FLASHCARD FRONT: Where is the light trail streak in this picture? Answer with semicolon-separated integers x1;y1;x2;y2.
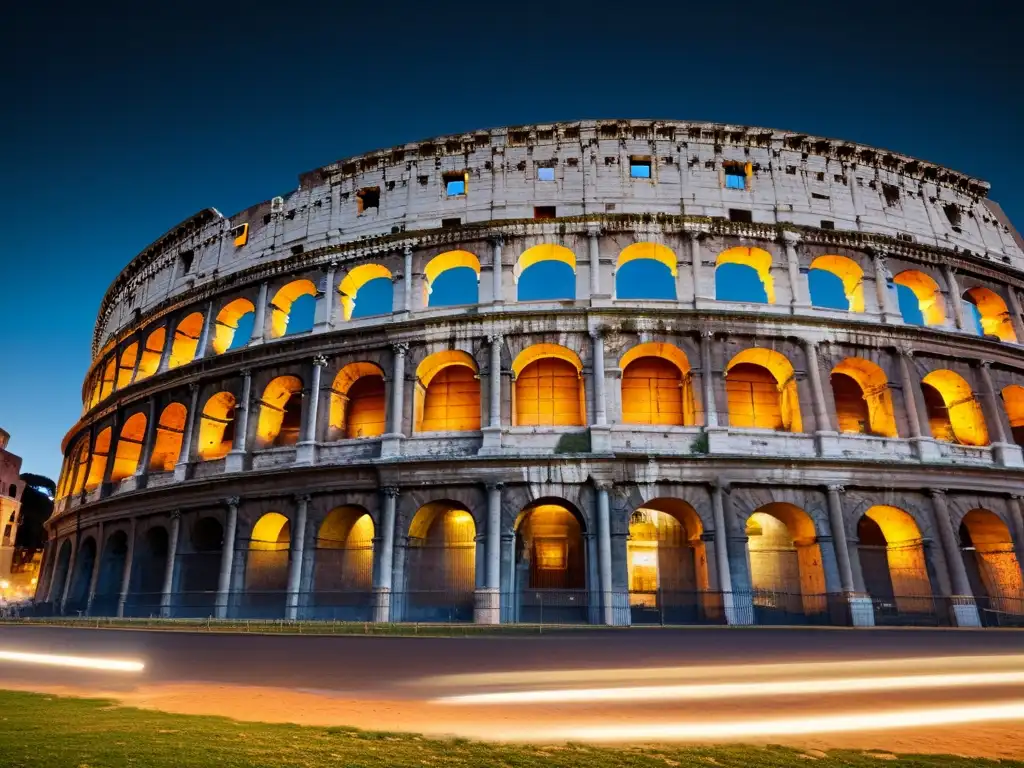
0;650;145;672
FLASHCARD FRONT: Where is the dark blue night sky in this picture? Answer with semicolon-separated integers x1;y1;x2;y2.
1;0;1020;479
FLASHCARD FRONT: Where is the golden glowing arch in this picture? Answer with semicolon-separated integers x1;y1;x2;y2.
416;350;478;386
415;350;481;433
864;505;924;545
716;246;776;303
514;244;576;282
830;357;898;437
97;357;116;402
1002;385;1024;436
725;348;803;432
212;298;255;354
810;255;865;312
110;412;147;483
893;270;945;326
408;502;475;540
68;439;90;496
423;250;480;298
619;342;690;375
921;369;988;446
256;376;303;447
135;327;166;383
250;512;290;550
329;363;386;440
338;264;392;320
150;402;187;472
168;312;204;369
116;343;138;390
84;427;112;492
511;343;582;378
269;280;317;338
963;287;1016;342
512;345;585;427
617;243;678;276
198;391;237;460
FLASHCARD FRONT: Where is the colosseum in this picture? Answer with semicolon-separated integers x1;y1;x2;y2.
37;119;1024;628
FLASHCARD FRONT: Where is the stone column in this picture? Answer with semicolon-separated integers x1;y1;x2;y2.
587;222;601;297
250;282;269;345
135;397;158;479
594;481;616;625
1006;288;1024;344
173;383;201;481
85;522;104;614
930;488;981;627
783;230;810;311
804;339;839;456
156;318;175;374
826;484;874;625
403;246;413;312
700;330;719;429
491;237;504;305
475;481;502;624
159;511;181;618
285;494;309;620
116;518;137;618
59;538;77;614
590;330;610;452
195;300;215;358
374;486;398;622
313;262;337;332
871;251;902;324
977;361;1023;467
381;343;407;457
690;232;708;305
225;369;252;473
296;356;326;465
1007;495;1024;582
215;497;240;620
944;264;967;331
480;334;503;455
897;347;939;461
710;483;737;623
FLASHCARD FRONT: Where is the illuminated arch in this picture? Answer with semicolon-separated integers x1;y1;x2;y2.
269;280;317;338
960;509;1023;603
68;438;90;497
725;348;802;432
135;327;166;383
198;391;237;460
329;363;386;440
858;505;933;613
87;374;101;409
168;312;204;369
423;250;480;307
920;370;988;445
406;502;477;620
98;357;116;401
715;247;775;304
514;244;577;301
1002;385;1024;446
893;270;945;326
338;264;392;321
627;499;709;615
745;502;825;615
256;376;304;448
617;243;678;276
963;287;1016;342
110;412;147;482
830;358;898;437
616;243;677;300
84;427;112;492
515;501;587;595
512;344;585;427
246;512;290;596
415;350;480;432
150;403;187;471
314;506;375;596
116;343;139;389
619;343;694;426
212;298;255;354
809;255;864;312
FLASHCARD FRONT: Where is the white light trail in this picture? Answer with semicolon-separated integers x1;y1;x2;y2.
0;650;144;673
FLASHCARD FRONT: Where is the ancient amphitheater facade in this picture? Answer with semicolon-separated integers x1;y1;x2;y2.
38;120;1024;627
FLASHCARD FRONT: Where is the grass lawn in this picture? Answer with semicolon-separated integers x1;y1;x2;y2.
0;689;1021;767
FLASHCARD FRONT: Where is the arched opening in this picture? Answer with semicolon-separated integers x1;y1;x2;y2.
328;363;386;440
110;412;147;482
619;343;695;426
134;327;166;383
1002;385;1024;446
515;500;588;623
423;250;480;307
962;287;1017;342
66;537;97;613
150;403;187;472
404;502;476;621
211;298;256;354
168;312;205;369
857;506;933;622
515;244;576;301
197;392;236;460
725;348;802;432
87;374;101;409
627;498;710;623
116;342;139;389
91;530;128;616
339;264;393;320
715;247;775;304
809;255;864;312
312;506;374;620
99;357;116;401
243;512;290;617
920;370;988;446
269;280;317;338
959;509;1023;619
49;540;73;604
125;526;167;616
512;344;585;427
415;350;481;432
893;270;945;327
68;439;90;497
615;243;677;300
830;358;898;437
745;503;826;621
179;516;224;617
84;427;112;492
256;376;303;448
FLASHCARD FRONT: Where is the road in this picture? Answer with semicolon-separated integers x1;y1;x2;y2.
1;625;1023;758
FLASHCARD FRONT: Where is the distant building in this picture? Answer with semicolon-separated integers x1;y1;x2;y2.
0;429;25;582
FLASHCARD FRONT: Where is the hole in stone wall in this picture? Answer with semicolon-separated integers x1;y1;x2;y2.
534;206;556;219
357;187;380;214
882;183;900;206
728;208;753;223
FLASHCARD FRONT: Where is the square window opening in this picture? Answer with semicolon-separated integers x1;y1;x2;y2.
820;219;835;230
630;156;652;179
724;162;746;190
443;171;467;197
357;187;380;214
179;250;194;274
882;183;900;206
728;208;753;223
230;223;248;247
441;217;461;229
944;203;962;228
537;166;556;182
534;206;556;219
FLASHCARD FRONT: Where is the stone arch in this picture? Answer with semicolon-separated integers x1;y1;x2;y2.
92;529;129;615
244;512;291;615
515;244;576;301
963;287;1016;342
893;270;945;326
404;500;477;621
256;375;304;449
116;342;139;389
269;279;317;338
84;427;112;492
67;438;91;497
515;496;588;590
150;402;187;472
745;502;827;619
169;311;205;369
725;348;803;432
715;246;775;304
619;342;694;426
198;391;237;460
959;509;1023;606
135;326;166;383
98;357;116;401
111;411;147;482
809;255;864;312
312;505;374;619
180;516;224;615
511;344;585;427
211;298;255;354
49;539;73;603
921;369;988;446
328;362;386;440
423;250;480;307
339;264;392;320
1002;384;1024;447
830;357;898;437
857;505;933;617
65;535;97;610
615;242;677;300
130;524;168;611
414;350;480;433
